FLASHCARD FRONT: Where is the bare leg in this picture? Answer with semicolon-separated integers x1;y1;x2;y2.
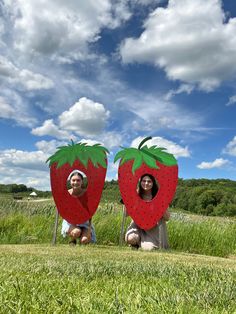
80;227;92;244
67;226;82;245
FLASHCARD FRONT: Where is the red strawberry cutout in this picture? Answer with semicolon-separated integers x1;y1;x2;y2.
114;137;178;230
47;141;109;224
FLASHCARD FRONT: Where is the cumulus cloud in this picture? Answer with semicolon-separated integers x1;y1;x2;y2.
197;158;230;169
222;136;236;156
5;0;131;62
0;167;50;191
0;149;48;172
131;136;190;158
31;119;73;140
120;0;236;91
0;147;53;190
59;97;110;136
31;97;111;142
0;134;120;190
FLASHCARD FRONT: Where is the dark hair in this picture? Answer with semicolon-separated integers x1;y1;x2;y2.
69;171;83;181
138;174;158;199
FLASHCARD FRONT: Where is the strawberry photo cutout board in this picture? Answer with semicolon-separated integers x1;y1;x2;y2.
114;137;178;230
47;141;109;225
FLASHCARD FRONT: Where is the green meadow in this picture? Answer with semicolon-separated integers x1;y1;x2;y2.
0;198;235;257
0;245;235;313
0;197;235;313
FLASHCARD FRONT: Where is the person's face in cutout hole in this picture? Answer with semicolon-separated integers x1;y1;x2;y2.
140;175;153;192
138;174;159;200
67;171;87;196
70;173;83;191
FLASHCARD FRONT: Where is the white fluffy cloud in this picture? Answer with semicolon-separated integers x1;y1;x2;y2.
31;97;110;139
0;147;53;190
223;136;236;156
59;97;110;136
0;149;48;172
5;0;131;62
31;119;73;140
197;158;230;169
131;136;190;158
120;0;236;91
35;140;67;155
0;137;120;190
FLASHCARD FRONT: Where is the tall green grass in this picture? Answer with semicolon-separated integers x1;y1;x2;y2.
0;199;235;257
0;245;235;313
168;213;236;257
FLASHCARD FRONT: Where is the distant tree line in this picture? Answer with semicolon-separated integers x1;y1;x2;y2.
0;184;32;193
0;184;51;197
172;179;236;216
1;178;236;216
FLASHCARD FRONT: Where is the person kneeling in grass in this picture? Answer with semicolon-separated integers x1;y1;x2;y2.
125;174;169;251
61;171;96;246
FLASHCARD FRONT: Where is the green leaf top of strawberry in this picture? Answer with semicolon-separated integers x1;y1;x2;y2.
47;140;109;169
114;136;177;174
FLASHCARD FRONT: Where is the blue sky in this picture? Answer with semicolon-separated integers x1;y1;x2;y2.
0;0;236;190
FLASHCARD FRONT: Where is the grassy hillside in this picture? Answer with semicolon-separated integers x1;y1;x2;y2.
0;245;235;313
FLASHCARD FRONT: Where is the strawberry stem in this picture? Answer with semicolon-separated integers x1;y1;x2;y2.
138;136;152;150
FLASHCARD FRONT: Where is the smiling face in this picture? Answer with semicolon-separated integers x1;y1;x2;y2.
140;175;153;192
70;173;83;191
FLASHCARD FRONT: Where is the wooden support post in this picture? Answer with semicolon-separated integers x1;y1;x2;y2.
52;209;59;245
119;205;126;246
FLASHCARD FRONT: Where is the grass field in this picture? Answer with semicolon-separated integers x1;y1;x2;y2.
0;197;236;312
0;198;235;257
0;245;235;313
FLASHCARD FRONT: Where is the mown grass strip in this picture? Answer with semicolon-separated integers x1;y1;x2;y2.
0;245;235;313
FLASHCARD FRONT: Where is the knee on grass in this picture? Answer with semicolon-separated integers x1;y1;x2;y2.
126;233;140;246
80;236;90;244
80;228;92;244
68;227;82;238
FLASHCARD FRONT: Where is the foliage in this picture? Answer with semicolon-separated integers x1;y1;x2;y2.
114;136;177;173
46;141;109;169
172;179;236;216
0;183;32;193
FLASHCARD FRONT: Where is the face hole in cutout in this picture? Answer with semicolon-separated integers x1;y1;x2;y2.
67;170;88;197
137;174;159;201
